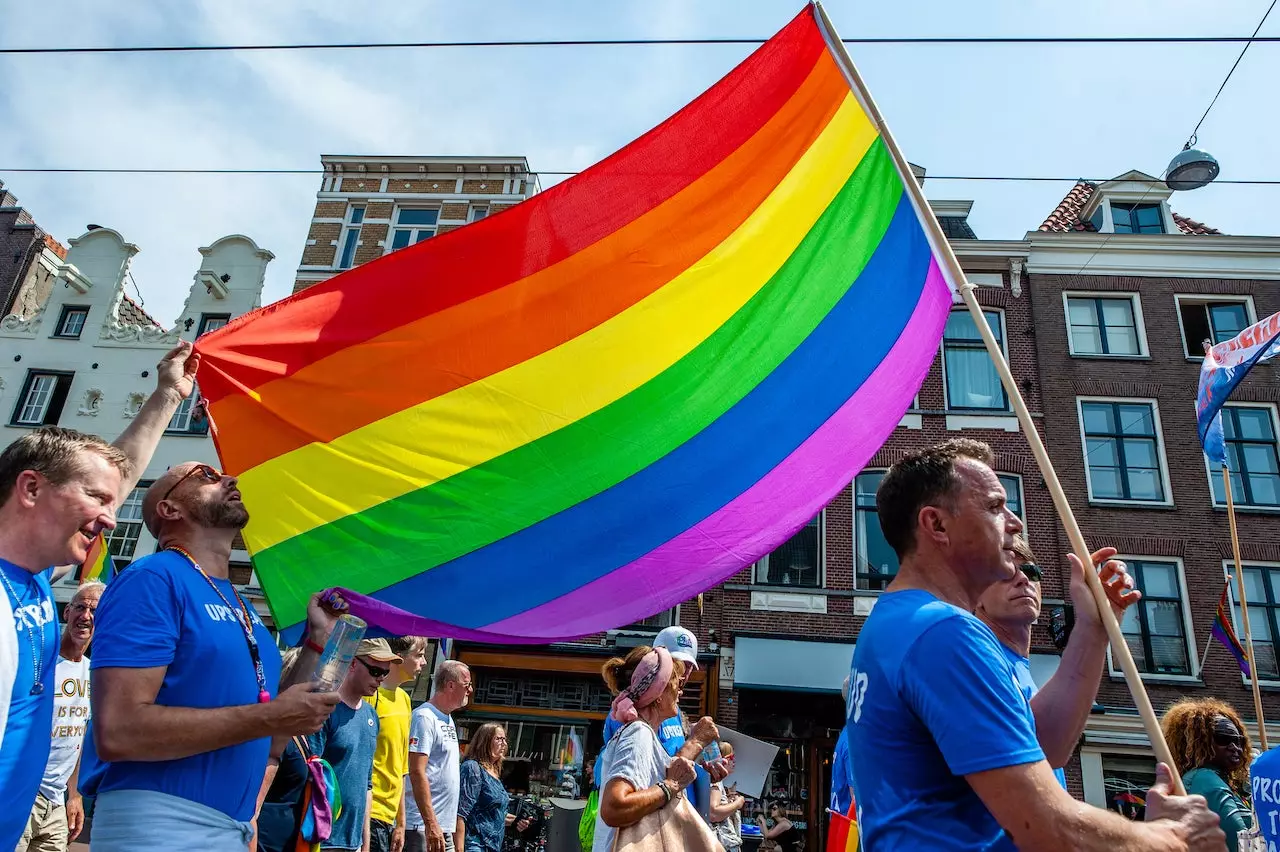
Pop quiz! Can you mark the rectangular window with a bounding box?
[1111,202,1164,234]
[11,371,73,426]
[390,208,439,251]
[855,472,898,590]
[54,306,89,339]
[1080,400,1167,503]
[755,512,822,588]
[1230,565,1280,680]
[998,474,1023,520]
[943,310,1008,411]
[197,314,230,336]
[1178,297,1251,356]
[1102,755,1156,820]
[1118,559,1190,675]
[335,204,366,270]
[469,204,490,222]
[1065,296,1142,356]
[1211,406,1280,508]
[105,482,151,563]
[166,390,208,435]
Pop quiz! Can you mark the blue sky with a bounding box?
[2,0,1277,325]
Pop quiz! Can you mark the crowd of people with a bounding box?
[3,347,1280,852]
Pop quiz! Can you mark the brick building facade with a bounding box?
[0,179,66,319]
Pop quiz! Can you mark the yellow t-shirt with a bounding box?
[366,685,413,825]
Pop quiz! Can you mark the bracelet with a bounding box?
[303,636,325,654]
[657,782,673,806]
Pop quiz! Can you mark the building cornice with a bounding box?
[1026,231,1280,280]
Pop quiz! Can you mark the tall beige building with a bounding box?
[293,154,540,293]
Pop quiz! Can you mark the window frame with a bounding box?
[753,509,826,589]
[197,313,231,336]
[940,307,1010,412]
[105,479,153,567]
[1061,292,1148,358]
[1106,556,1196,680]
[1109,202,1165,235]
[53,305,90,340]
[334,204,366,270]
[1206,402,1280,512]
[997,473,1025,523]
[9,370,74,427]
[1075,397,1173,507]
[388,207,440,252]
[165,389,209,436]
[468,204,490,222]
[1225,560,1280,685]
[1174,294,1257,360]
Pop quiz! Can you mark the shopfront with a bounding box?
[732,636,853,852]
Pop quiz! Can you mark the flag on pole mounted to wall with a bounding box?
[76,533,113,585]
[192,4,958,642]
[1196,310,1280,466]
[1212,581,1252,677]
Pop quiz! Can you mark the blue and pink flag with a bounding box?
[1197,311,1280,466]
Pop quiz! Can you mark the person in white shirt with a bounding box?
[406,661,471,852]
[18,581,104,852]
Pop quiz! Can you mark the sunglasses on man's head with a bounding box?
[1019,563,1043,583]
[1215,732,1245,748]
[161,463,222,503]
[356,657,391,679]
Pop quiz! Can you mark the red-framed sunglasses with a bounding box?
[161,464,222,503]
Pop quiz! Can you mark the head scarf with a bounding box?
[609,646,674,723]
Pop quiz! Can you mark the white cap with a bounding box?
[653,626,698,669]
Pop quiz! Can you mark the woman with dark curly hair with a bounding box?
[1161,697,1254,850]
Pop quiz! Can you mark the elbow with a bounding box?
[94,722,130,763]
[598,796,627,829]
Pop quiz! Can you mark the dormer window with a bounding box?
[1111,203,1164,234]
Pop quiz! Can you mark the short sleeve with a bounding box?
[902,615,1044,777]
[409,710,433,755]
[457,761,482,821]
[90,565,181,669]
[605,723,661,791]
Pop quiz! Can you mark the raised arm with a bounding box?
[112,341,200,498]
[1030,549,1140,767]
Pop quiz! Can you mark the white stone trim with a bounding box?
[1027,232,1280,280]
[749,590,827,614]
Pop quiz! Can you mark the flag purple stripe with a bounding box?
[1211,621,1252,676]
[486,259,953,638]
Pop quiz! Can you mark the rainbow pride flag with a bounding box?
[194,5,957,641]
[77,532,112,584]
[1212,581,1252,677]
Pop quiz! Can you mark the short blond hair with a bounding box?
[0,427,131,507]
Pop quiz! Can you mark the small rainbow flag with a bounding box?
[193,5,956,640]
[826,807,859,852]
[1212,581,1251,677]
[77,532,113,584]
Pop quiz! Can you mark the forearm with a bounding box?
[67,755,82,802]
[256,760,279,815]
[97,700,273,762]
[1016,797,1188,851]
[112,388,184,495]
[1030,621,1108,767]
[599,783,669,828]
[363,790,372,852]
[409,767,441,831]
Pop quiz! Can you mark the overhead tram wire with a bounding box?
[2,167,1280,185]
[3,35,1280,55]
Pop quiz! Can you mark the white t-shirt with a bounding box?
[40,655,91,803]
[591,722,672,852]
[405,702,460,830]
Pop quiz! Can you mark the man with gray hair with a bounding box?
[17,580,104,852]
[406,660,472,852]
[0,341,201,849]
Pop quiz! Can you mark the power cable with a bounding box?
[2,35,1280,55]
[1183,0,1277,147]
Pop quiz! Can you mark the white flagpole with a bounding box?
[810,0,1186,792]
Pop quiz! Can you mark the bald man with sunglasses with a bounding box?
[88,460,345,851]
[974,538,1141,788]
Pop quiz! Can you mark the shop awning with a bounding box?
[733,637,855,694]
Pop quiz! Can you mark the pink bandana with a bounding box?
[609,647,674,723]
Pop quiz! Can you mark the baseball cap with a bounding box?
[356,638,402,663]
[653,626,698,669]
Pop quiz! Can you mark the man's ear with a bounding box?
[153,498,184,526]
[12,469,44,509]
[917,504,949,548]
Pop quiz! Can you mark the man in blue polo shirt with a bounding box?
[847,439,1223,851]
[90,460,342,850]
[975,537,1139,792]
[0,342,202,849]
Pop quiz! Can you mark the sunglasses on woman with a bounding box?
[1215,732,1245,748]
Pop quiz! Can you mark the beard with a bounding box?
[190,498,250,530]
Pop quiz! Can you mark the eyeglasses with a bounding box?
[1215,732,1245,748]
[356,657,391,679]
[1019,563,1043,583]
[161,464,222,503]
[494,736,508,742]
[67,602,97,614]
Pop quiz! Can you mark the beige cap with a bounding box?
[356,638,402,663]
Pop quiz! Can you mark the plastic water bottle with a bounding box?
[310,614,367,692]
[699,740,722,765]
[1237,822,1266,852]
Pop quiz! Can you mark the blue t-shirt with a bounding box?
[310,700,379,851]
[1252,748,1280,849]
[90,550,282,821]
[0,560,58,848]
[846,590,1044,851]
[997,644,1067,791]
[830,726,852,815]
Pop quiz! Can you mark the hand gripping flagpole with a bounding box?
[1223,466,1270,750]
[811,1,1186,793]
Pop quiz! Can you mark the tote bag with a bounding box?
[612,793,722,852]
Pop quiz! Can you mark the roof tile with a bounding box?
[1038,180,1222,235]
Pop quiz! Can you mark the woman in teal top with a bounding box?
[1162,698,1253,851]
